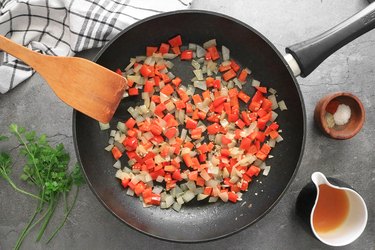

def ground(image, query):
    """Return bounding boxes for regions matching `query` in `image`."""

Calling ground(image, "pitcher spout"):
[311,172,330,187]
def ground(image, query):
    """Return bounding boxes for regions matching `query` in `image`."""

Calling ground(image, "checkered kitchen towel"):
[0,0,192,94]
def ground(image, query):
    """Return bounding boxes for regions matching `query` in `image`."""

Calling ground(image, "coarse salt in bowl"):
[314,92,365,140]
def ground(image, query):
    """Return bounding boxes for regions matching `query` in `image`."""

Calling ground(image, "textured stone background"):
[1,0,374,249]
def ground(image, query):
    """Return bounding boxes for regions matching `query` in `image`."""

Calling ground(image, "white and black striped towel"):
[0,0,192,94]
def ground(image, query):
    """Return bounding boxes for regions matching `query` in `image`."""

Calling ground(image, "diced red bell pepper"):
[235,119,245,129]
[255,86,267,94]
[140,64,153,77]
[192,94,203,104]
[164,127,178,139]
[150,124,163,135]
[146,46,158,57]
[205,51,212,61]
[207,123,221,134]
[240,137,252,150]
[121,178,130,188]
[222,69,236,82]
[252,90,265,103]
[159,43,170,54]
[134,182,146,196]
[196,177,205,187]
[172,77,182,87]
[238,69,248,82]
[161,84,174,96]
[182,154,193,167]
[204,187,213,196]
[198,153,207,163]
[213,96,227,107]
[186,117,198,129]
[190,128,202,140]
[175,100,186,110]
[171,46,181,55]
[269,130,279,139]
[181,50,193,60]
[246,165,261,177]
[228,112,239,123]
[125,118,136,129]
[260,143,272,155]
[177,89,190,102]
[164,165,176,172]
[255,150,267,161]
[128,88,139,96]
[207,46,220,61]
[241,180,249,191]
[168,35,182,47]
[222,135,232,145]
[228,192,238,203]
[230,60,241,72]
[219,64,232,72]
[161,74,171,84]
[238,91,251,103]
[172,169,183,181]
[213,79,221,89]
[188,171,198,181]
[111,146,122,160]
[261,98,273,112]
[143,80,154,93]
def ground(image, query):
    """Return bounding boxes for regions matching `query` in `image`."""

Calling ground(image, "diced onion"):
[113,160,121,169]
[197,194,209,201]
[165,195,175,208]
[222,45,230,61]
[196,45,206,58]
[104,144,114,151]
[251,79,260,87]
[99,122,110,130]
[182,190,195,203]
[192,60,201,70]
[126,188,135,196]
[278,100,288,111]
[263,166,271,176]
[172,202,182,211]
[208,197,218,203]
[219,192,229,202]
[203,39,216,49]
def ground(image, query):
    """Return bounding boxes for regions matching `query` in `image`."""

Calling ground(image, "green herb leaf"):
[71,164,85,186]
[2,124,85,248]
[0,135,8,142]
[25,131,36,142]
[9,123,18,134]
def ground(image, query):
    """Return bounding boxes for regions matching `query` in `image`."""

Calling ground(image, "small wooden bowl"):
[314,92,365,139]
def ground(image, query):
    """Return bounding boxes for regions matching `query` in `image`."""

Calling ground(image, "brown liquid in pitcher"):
[312,184,350,233]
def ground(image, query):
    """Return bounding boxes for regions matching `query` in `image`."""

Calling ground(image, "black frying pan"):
[73,5,375,242]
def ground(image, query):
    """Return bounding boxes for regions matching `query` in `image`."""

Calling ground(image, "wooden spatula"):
[0,35,126,123]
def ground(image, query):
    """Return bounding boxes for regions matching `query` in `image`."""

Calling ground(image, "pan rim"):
[73,9,307,243]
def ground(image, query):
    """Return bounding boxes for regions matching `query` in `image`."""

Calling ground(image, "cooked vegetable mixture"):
[101,36,286,211]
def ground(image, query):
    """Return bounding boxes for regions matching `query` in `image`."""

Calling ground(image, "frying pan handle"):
[285,2,375,77]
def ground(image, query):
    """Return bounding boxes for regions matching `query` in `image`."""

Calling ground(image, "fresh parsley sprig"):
[0,124,85,250]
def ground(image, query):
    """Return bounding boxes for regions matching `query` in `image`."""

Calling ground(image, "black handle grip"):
[286,3,375,77]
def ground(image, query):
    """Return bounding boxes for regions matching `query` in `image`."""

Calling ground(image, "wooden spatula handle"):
[0,35,45,71]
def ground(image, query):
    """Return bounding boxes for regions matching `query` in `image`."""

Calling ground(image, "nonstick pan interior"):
[73,10,305,242]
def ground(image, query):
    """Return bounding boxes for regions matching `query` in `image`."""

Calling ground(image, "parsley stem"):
[1,171,43,201]
[14,205,40,250]
[14,204,49,250]
[36,196,58,242]
[47,187,79,244]
[13,131,44,189]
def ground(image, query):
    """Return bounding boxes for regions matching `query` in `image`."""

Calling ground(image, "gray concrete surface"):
[1,0,374,249]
